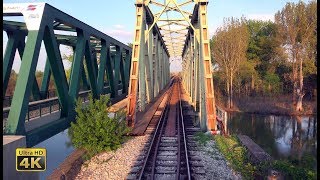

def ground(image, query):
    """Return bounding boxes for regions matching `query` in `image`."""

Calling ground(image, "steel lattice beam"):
[3,3,132,135]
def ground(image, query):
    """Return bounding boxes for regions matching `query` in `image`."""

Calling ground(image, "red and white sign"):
[3,3,46,30]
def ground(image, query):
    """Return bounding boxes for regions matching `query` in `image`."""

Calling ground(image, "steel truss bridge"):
[127,0,217,131]
[3,3,131,146]
[3,0,217,146]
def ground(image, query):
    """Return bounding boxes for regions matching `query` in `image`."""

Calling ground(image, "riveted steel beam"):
[181,1,216,131]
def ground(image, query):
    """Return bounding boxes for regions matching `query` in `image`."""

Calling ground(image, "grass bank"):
[195,132,317,179]
[216,95,317,116]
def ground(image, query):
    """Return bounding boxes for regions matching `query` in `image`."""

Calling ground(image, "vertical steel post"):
[127,2,146,126]
[97,40,108,95]
[159,44,163,89]
[106,43,116,97]
[84,39,98,99]
[124,49,131,91]
[198,1,216,131]
[113,46,122,97]
[119,49,127,94]
[143,27,152,103]
[156,37,162,95]
[191,33,196,106]
[147,28,154,100]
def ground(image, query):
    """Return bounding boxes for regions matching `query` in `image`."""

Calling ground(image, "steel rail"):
[137,79,175,180]
[176,81,181,180]
[149,91,171,180]
[178,79,191,180]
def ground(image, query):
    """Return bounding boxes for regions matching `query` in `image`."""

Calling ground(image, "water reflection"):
[225,113,317,162]
[33,129,74,180]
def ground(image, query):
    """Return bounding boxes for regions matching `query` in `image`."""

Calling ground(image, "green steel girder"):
[68,29,86,102]
[120,50,130,94]
[81,64,90,90]
[6,30,45,135]
[84,38,98,99]
[43,25,71,117]
[124,50,132,91]
[69,45,90,92]
[3,2,132,135]
[97,40,108,95]
[3,31,24,96]
[3,30,41,100]
[40,57,51,98]
[113,46,122,96]
[106,44,117,98]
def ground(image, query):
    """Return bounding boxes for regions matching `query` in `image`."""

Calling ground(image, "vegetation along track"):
[127,77,205,180]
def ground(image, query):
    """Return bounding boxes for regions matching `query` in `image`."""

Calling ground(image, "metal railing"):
[3,84,124,131]
[3,90,90,121]
[3,90,91,131]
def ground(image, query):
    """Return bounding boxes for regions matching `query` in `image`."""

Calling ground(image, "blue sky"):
[3,0,309,72]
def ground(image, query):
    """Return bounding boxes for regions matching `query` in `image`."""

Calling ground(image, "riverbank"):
[212,134,317,179]
[216,95,317,116]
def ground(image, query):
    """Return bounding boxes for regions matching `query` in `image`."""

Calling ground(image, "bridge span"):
[3,2,131,146]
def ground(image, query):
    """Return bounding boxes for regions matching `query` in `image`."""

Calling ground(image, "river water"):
[33,129,74,180]
[225,112,317,165]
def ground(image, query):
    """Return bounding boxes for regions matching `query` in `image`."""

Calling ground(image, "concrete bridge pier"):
[3,136,39,180]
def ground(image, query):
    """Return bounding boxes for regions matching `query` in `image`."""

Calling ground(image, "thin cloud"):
[105,25,133,44]
[113,24,125,29]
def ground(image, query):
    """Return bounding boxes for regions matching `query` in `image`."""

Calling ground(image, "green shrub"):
[195,132,212,145]
[68,94,130,157]
[214,135,256,179]
[214,135,317,180]
[272,157,317,180]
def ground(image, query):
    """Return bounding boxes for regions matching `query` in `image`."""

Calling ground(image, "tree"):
[6,70,18,96]
[237,60,259,96]
[275,0,317,111]
[264,72,281,95]
[213,17,249,108]
[246,20,286,95]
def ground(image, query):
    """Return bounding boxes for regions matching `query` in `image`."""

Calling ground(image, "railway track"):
[127,78,205,180]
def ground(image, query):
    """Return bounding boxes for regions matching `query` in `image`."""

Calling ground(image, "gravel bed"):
[74,133,242,180]
[75,135,150,180]
[195,139,243,180]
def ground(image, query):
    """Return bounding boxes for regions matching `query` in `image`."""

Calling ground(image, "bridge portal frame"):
[127,0,216,131]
